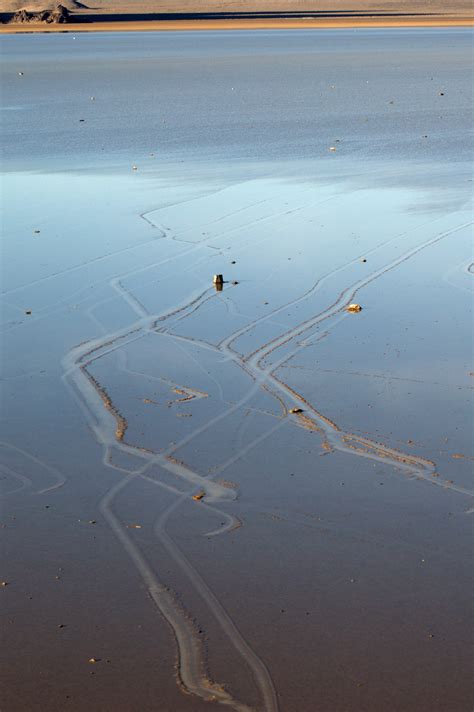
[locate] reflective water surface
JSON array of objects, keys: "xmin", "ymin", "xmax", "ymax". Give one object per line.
[{"xmin": 1, "ymin": 29, "xmax": 473, "ymax": 712}]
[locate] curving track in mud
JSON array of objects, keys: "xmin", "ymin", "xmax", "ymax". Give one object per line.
[{"xmin": 57, "ymin": 182, "xmax": 474, "ymax": 711}]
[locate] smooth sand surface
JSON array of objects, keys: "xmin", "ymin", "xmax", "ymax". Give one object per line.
[
  {"xmin": 1, "ymin": 16, "xmax": 473, "ymax": 32},
  {"xmin": 1, "ymin": 1, "xmax": 472, "ymax": 31},
  {"xmin": 1, "ymin": 0, "xmax": 472, "ymax": 11}
]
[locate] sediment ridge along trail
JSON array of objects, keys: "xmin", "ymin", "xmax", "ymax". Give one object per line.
[{"xmin": 60, "ymin": 181, "xmax": 473, "ymax": 711}]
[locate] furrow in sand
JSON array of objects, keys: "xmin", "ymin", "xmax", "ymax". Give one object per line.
[{"xmin": 60, "ymin": 201, "xmax": 472, "ymax": 710}]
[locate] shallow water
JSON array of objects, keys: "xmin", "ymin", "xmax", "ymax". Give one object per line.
[{"xmin": 1, "ymin": 29, "xmax": 473, "ymax": 712}]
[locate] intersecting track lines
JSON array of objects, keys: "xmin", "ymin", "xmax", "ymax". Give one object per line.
[{"xmin": 59, "ymin": 184, "xmax": 473, "ymax": 711}]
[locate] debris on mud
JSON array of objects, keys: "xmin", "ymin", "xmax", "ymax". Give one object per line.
[
  {"xmin": 213, "ymin": 274, "xmax": 224, "ymax": 285},
  {"xmin": 289, "ymin": 408, "xmax": 303, "ymax": 414},
  {"xmin": 126, "ymin": 524, "xmax": 142, "ymax": 529},
  {"xmin": 346, "ymin": 303, "xmax": 362, "ymax": 312},
  {"xmin": 192, "ymin": 492, "xmax": 205, "ymax": 501}
]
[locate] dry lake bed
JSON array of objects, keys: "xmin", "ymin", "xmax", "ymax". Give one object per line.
[{"xmin": 1, "ymin": 28, "xmax": 473, "ymax": 712}]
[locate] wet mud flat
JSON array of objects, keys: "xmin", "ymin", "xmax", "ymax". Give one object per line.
[{"xmin": 1, "ymin": 29, "xmax": 473, "ymax": 712}]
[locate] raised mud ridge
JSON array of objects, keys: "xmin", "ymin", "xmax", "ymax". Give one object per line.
[{"xmin": 57, "ymin": 178, "xmax": 473, "ymax": 711}]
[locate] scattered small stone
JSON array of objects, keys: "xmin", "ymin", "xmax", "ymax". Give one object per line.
[
  {"xmin": 132, "ymin": 165, "xmax": 138, "ymax": 171},
  {"xmin": 1, "ymin": 581, "xmax": 9, "ymax": 587},
  {"xmin": 88, "ymin": 658, "xmax": 100, "ymax": 664},
  {"xmin": 289, "ymin": 408, "xmax": 303, "ymax": 414},
  {"xmin": 88, "ymin": 520, "xmax": 97, "ymax": 525},
  {"xmin": 18, "ymin": 72, "xmax": 24, "ymax": 76},
  {"xmin": 33, "ymin": 230, "xmax": 40, "ymax": 234},
  {"xmin": 329, "ymin": 146, "xmax": 337, "ymax": 152},
  {"xmin": 231, "ymin": 280, "xmax": 239, "ymax": 285},
  {"xmin": 360, "ymin": 258, "xmax": 367, "ymax": 263},
  {"xmin": 439, "ymin": 92, "xmax": 444, "ymax": 96},
  {"xmin": 25, "ymin": 310, "xmax": 32, "ymax": 315},
  {"xmin": 346, "ymin": 303, "xmax": 362, "ymax": 313},
  {"xmin": 90, "ymin": 96, "xmax": 95, "ymax": 101},
  {"xmin": 127, "ymin": 524, "xmax": 142, "ymax": 529},
  {"xmin": 231, "ymin": 260, "xmax": 236, "ymax": 264},
  {"xmin": 57, "ymin": 624, "xmax": 66, "ymax": 629},
  {"xmin": 79, "ymin": 119, "xmax": 85, "ymax": 122},
  {"xmin": 192, "ymin": 492, "xmax": 205, "ymax": 501}
]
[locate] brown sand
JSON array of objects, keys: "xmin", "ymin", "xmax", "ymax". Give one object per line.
[
  {"xmin": 1, "ymin": 1, "xmax": 472, "ymax": 31},
  {"xmin": 1, "ymin": 0, "xmax": 472, "ymax": 12},
  {"xmin": 1, "ymin": 15, "xmax": 472, "ymax": 32}
]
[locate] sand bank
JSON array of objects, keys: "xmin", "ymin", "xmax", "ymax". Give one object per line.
[{"xmin": 1, "ymin": 15, "xmax": 473, "ymax": 32}]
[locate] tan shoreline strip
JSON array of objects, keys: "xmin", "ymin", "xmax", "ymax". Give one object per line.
[{"xmin": 1, "ymin": 17, "xmax": 472, "ymax": 33}]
